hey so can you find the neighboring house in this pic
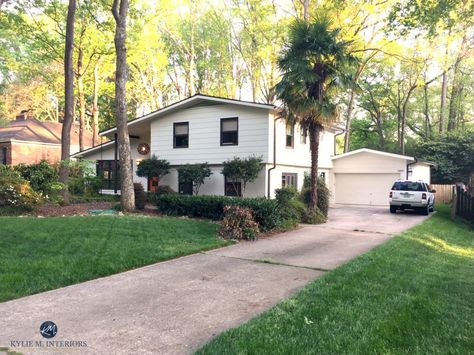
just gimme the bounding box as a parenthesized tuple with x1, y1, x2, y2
(72, 94, 433, 206)
(0, 111, 94, 165)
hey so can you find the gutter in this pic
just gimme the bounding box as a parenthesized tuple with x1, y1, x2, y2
(267, 116, 279, 198)
(406, 157, 418, 179)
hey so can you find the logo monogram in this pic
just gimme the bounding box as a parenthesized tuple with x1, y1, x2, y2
(39, 321, 57, 339)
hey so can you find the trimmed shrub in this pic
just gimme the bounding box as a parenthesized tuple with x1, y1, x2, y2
(301, 174, 330, 217)
(275, 187, 304, 228)
(219, 205, 259, 240)
(134, 183, 146, 210)
(157, 194, 281, 231)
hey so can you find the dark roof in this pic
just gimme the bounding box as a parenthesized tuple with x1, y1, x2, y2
(0, 118, 93, 146)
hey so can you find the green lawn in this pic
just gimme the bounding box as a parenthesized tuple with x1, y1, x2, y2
(0, 215, 228, 302)
(197, 206, 474, 354)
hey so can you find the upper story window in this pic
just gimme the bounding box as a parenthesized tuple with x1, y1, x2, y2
(221, 117, 238, 146)
(300, 126, 307, 144)
(286, 123, 294, 148)
(174, 122, 189, 148)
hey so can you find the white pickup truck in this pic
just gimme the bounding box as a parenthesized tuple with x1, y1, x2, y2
(389, 180, 435, 215)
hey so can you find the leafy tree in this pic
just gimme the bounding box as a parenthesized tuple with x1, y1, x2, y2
(221, 156, 263, 197)
(136, 155, 170, 181)
(276, 14, 357, 211)
(177, 163, 212, 195)
(412, 130, 474, 184)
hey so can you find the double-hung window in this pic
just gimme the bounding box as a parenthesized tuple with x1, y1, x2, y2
(221, 117, 238, 146)
(282, 173, 297, 188)
(286, 123, 294, 148)
(174, 122, 189, 148)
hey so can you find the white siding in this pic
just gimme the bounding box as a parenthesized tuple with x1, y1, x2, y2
(150, 104, 270, 165)
(269, 117, 335, 169)
(409, 163, 431, 184)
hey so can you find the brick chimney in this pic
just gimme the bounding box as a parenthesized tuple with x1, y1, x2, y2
(15, 110, 29, 121)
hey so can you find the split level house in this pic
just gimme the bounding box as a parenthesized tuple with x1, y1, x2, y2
(72, 94, 432, 206)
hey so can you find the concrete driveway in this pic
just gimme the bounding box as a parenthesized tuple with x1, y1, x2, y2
(0, 206, 428, 355)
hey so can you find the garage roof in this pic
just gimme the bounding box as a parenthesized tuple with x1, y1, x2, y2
(332, 148, 415, 162)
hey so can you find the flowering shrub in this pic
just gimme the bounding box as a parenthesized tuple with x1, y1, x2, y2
(0, 166, 42, 211)
(218, 205, 259, 240)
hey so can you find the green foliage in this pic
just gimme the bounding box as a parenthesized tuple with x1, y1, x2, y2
(157, 194, 281, 231)
(275, 187, 305, 228)
(219, 205, 260, 240)
(14, 160, 60, 197)
(66, 160, 102, 196)
(0, 165, 42, 212)
(301, 173, 330, 218)
(136, 155, 170, 180)
(177, 163, 212, 195)
(412, 130, 474, 183)
(134, 183, 146, 210)
(221, 156, 263, 196)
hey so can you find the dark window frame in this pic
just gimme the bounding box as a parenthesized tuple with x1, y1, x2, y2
(178, 180, 193, 195)
(224, 176, 242, 197)
(286, 123, 294, 148)
(220, 117, 239, 146)
(96, 160, 121, 190)
(173, 122, 189, 148)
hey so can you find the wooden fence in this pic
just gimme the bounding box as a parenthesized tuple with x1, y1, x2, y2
(431, 184, 455, 204)
(452, 187, 474, 223)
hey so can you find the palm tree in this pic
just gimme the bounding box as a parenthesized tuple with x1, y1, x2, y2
(276, 15, 358, 212)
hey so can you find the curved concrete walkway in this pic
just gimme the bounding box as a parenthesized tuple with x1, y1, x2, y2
(0, 206, 428, 355)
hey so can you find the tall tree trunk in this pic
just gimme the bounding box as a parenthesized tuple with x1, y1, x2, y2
(439, 71, 447, 134)
(308, 122, 321, 211)
(59, 0, 76, 205)
(447, 36, 466, 131)
(374, 112, 385, 148)
(91, 58, 100, 146)
(112, 0, 135, 212)
(77, 47, 85, 151)
(423, 83, 431, 139)
(343, 89, 356, 152)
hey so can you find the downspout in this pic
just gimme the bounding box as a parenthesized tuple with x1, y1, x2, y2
(406, 157, 417, 180)
(267, 116, 279, 198)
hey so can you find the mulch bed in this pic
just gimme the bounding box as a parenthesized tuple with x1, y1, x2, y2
(34, 202, 115, 217)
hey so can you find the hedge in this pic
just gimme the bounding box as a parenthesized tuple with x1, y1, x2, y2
(157, 194, 281, 231)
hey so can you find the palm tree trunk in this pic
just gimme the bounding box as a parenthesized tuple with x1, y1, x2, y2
(308, 122, 321, 211)
(59, 0, 76, 205)
(112, 0, 135, 212)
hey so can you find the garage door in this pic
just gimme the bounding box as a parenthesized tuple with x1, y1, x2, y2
(335, 173, 400, 206)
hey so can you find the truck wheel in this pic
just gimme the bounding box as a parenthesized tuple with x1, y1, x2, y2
(390, 206, 397, 214)
(422, 205, 429, 216)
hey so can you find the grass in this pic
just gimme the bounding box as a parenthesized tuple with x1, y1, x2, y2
(197, 205, 474, 354)
(0, 215, 229, 302)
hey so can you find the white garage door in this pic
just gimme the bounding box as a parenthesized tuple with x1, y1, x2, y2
(335, 173, 400, 206)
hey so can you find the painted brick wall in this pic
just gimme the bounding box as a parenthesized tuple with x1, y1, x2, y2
(11, 142, 61, 165)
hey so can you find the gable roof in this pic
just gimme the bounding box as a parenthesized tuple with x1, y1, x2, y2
(0, 118, 93, 146)
(331, 148, 415, 162)
(100, 94, 276, 137)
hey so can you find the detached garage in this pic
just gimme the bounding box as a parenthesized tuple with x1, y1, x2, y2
(330, 149, 432, 206)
